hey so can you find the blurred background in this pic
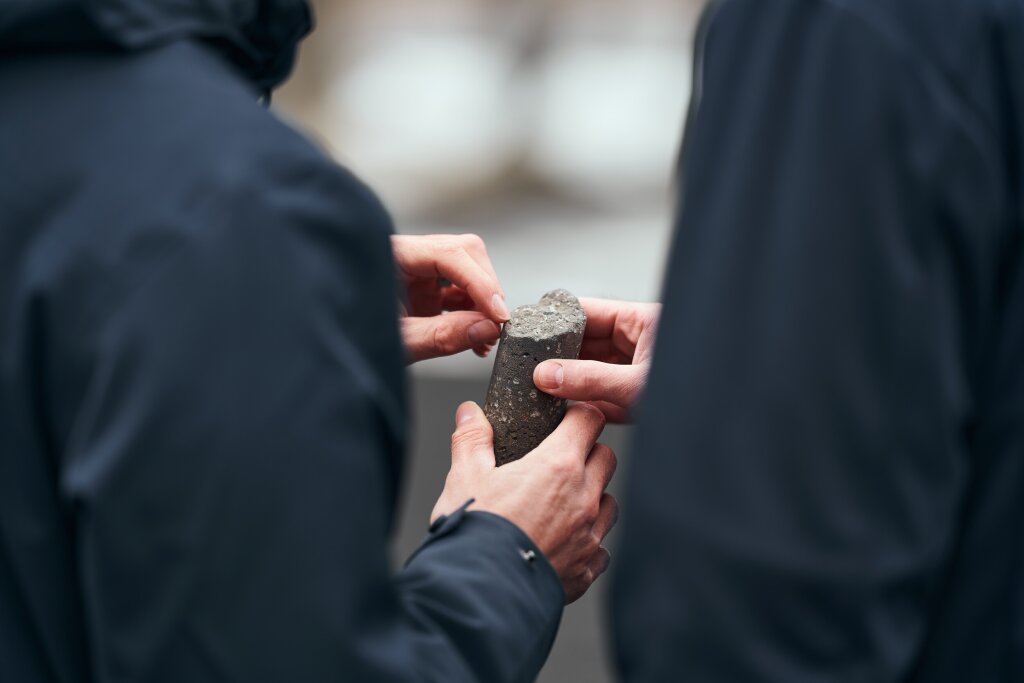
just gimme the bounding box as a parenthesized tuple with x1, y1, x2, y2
(274, 1, 706, 680)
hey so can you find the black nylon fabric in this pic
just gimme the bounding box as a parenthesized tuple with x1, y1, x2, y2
(613, 0, 1024, 680)
(0, 0, 312, 90)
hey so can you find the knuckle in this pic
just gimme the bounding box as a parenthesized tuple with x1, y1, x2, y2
(581, 567, 595, 588)
(584, 401, 607, 427)
(571, 401, 605, 427)
(550, 455, 577, 479)
(580, 368, 601, 393)
(451, 426, 485, 451)
(460, 233, 485, 250)
(582, 500, 600, 526)
(603, 493, 620, 521)
(592, 443, 617, 469)
(586, 530, 602, 554)
(603, 445, 619, 473)
(438, 240, 463, 260)
(566, 558, 588, 580)
(432, 323, 462, 354)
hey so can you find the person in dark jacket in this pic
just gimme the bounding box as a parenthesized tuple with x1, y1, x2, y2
(0, 1, 619, 681)
(536, 0, 1024, 680)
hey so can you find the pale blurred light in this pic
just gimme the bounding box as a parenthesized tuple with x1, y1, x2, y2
(529, 42, 690, 201)
(329, 32, 521, 210)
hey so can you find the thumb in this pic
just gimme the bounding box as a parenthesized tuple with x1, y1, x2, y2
(534, 359, 647, 409)
(450, 402, 496, 467)
(402, 311, 501, 363)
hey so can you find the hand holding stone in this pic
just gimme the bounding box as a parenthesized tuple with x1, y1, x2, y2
(534, 298, 660, 423)
(391, 233, 509, 364)
(432, 401, 619, 604)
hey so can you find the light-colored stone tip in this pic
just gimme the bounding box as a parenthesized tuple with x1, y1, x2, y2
(505, 289, 587, 341)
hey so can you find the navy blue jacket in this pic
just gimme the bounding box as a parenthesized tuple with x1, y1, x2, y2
(614, 0, 1024, 680)
(0, 2, 563, 681)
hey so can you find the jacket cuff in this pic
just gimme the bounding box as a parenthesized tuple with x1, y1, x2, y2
(401, 503, 565, 681)
(408, 501, 565, 606)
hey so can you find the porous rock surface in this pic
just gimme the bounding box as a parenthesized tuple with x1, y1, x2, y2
(484, 289, 586, 465)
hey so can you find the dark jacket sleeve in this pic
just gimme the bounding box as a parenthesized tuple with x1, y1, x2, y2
(53, 154, 562, 682)
(612, 0, 1012, 681)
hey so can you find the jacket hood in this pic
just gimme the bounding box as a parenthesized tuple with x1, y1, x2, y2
(0, 0, 312, 91)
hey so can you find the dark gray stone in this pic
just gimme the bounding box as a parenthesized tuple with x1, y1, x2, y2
(484, 289, 586, 466)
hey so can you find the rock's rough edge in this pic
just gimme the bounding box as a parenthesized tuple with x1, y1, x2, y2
(504, 289, 588, 341)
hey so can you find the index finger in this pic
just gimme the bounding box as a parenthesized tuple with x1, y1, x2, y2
(578, 298, 629, 340)
(579, 298, 660, 360)
(527, 403, 606, 464)
(394, 235, 509, 322)
(458, 234, 503, 295)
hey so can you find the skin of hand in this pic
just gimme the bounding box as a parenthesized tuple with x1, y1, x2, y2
(432, 401, 619, 604)
(532, 298, 660, 423)
(391, 233, 510, 363)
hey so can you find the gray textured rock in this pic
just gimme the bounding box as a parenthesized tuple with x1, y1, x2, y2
(484, 289, 587, 466)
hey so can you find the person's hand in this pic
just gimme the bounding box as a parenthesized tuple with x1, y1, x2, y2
(432, 402, 618, 604)
(533, 298, 659, 423)
(391, 234, 510, 364)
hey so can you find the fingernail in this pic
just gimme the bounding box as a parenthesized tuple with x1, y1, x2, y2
(536, 362, 564, 389)
(491, 294, 510, 321)
(456, 402, 480, 426)
(468, 319, 500, 346)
